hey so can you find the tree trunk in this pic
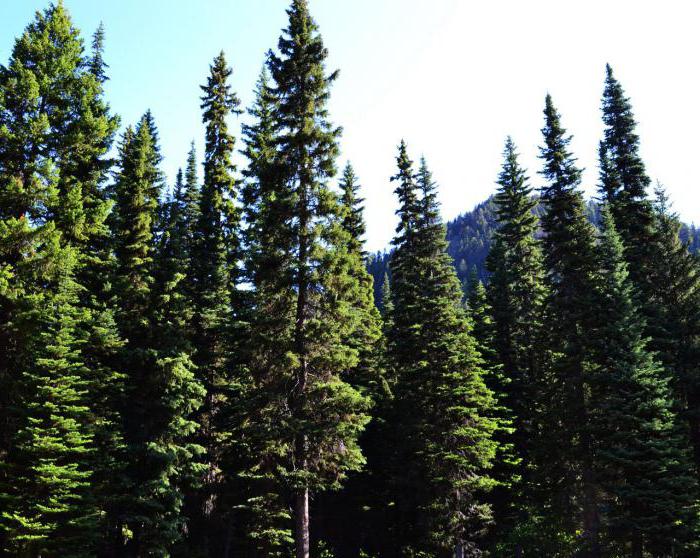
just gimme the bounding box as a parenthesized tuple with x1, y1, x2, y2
(295, 487, 310, 558)
(454, 542, 464, 558)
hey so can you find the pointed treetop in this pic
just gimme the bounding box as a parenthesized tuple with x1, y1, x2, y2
(89, 22, 107, 82)
(417, 156, 441, 230)
(339, 161, 367, 252)
(391, 141, 419, 241)
(498, 136, 530, 195)
(539, 94, 582, 196)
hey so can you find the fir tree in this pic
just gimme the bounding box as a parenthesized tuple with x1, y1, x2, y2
(598, 66, 700, 479)
(590, 207, 699, 556)
(647, 187, 700, 472)
(485, 138, 546, 533)
(538, 95, 602, 553)
(380, 272, 393, 322)
(182, 143, 201, 266)
(0, 4, 120, 554)
(186, 51, 244, 554)
(598, 65, 656, 292)
(385, 147, 499, 557)
(112, 114, 204, 556)
(339, 162, 367, 258)
(244, 2, 376, 555)
(238, 65, 294, 556)
(313, 162, 384, 554)
(337, 162, 383, 396)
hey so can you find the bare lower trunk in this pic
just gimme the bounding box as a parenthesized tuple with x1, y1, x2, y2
(454, 542, 464, 558)
(295, 488, 310, 558)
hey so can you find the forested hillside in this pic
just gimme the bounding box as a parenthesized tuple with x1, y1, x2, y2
(1, 2, 700, 558)
(370, 198, 700, 304)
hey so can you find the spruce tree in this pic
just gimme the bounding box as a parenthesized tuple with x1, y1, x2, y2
(598, 65, 656, 294)
(339, 162, 367, 258)
(111, 114, 204, 556)
(485, 138, 546, 538)
(182, 143, 201, 266)
(185, 51, 244, 554)
(466, 277, 520, 557)
(0, 4, 120, 554)
(1, 265, 100, 558)
(590, 207, 699, 556)
(244, 3, 376, 555)
(385, 147, 499, 557)
(313, 162, 384, 554)
(238, 66, 295, 556)
(598, 66, 700, 478)
(337, 162, 383, 396)
(538, 95, 602, 553)
(647, 187, 700, 471)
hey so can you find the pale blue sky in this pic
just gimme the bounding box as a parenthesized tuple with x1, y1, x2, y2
(2, 1, 699, 251)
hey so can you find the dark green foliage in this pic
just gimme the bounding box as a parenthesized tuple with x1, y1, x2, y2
(0, 4, 120, 555)
(242, 2, 378, 555)
(368, 194, 700, 305)
(337, 162, 383, 396)
(3, 3, 700, 557)
(384, 146, 499, 557)
(485, 138, 546, 520)
(537, 96, 602, 550)
(184, 52, 244, 555)
(647, 187, 700, 474)
(447, 199, 499, 287)
(590, 207, 699, 555)
(111, 114, 204, 556)
(598, 66, 700, 484)
(598, 65, 656, 292)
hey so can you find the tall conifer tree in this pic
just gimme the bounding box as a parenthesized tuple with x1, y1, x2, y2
(385, 147, 499, 557)
(590, 208, 699, 556)
(647, 188, 700, 470)
(0, 4, 121, 554)
(186, 52, 243, 553)
(538, 96, 602, 553)
(599, 66, 700, 477)
(486, 138, 546, 538)
(598, 65, 656, 294)
(244, 3, 377, 555)
(112, 114, 204, 556)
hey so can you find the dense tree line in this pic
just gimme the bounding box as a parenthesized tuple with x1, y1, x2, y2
(1, 2, 699, 557)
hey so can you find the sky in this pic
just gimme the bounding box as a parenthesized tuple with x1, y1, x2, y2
(2, 0, 699, 252)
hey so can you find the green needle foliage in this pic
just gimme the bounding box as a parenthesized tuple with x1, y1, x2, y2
(186, 51, 244, 554)
(590, 207, 699, 556)
(386, 145, 499, 557)
(112, 114, 205, 556)
(3, 3, 700, 557)
(537, 95, 602, 552)
(0, 3, 120, 555)
(598, 65, 657, 295)
(486, 138, 547, 536)
(242, 2, 378, 555)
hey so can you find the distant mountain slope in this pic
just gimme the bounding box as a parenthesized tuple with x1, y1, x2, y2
(368, 197, 700, 308)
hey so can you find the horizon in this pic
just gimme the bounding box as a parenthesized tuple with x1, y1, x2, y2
(2, 0, 699, 251)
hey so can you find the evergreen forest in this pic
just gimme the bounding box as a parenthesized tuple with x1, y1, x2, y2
(1, 2, 700, 557)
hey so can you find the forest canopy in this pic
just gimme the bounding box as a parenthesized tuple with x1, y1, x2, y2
(1, 2, 699, 558)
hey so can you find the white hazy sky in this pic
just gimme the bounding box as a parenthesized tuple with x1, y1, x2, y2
(2, 0, 699, 251)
